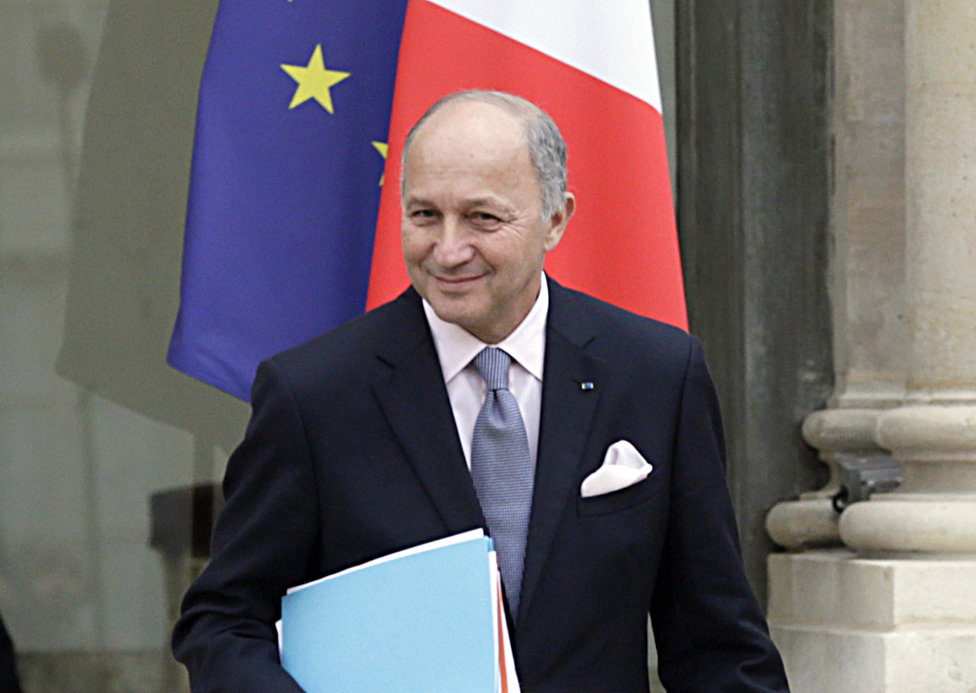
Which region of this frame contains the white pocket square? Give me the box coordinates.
[580,440,653,498]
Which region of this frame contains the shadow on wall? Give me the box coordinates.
[55,0,249,453]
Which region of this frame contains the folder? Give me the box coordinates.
[279,530,519,693]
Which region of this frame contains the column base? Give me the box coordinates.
[766,497,840,549]
[768,550,976,693]
[772,623,976,693]
[840,495,976,552]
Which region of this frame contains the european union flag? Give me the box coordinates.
[168,0,409,400]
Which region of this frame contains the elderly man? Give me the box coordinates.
[174,90,790,693]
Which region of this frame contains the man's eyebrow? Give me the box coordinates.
[461,196,522,216]
[402,194,434,207]
[465,196,506,207]
[403,194,514,211]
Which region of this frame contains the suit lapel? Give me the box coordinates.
[371,291,486,535]
[370,283,601,622]
[517,280,600,624]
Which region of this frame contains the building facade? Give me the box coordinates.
[1,1,973,691]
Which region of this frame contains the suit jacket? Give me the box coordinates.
[173,277,789,693]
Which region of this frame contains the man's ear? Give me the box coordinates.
[543,192,576,253]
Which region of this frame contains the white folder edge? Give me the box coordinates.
[492,556,520,693]
[488,551,501,693]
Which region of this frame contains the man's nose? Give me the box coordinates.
[432,216,474,267]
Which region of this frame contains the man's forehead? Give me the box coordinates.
[411,99,527,150]
[400,98,541,206]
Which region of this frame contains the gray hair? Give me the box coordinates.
[400,90,568,219]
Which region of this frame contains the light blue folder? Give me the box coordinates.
[281,533,498,693]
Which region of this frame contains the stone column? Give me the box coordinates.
[841,1,976,555]
[768,2,976,691]
[766,0,907,552]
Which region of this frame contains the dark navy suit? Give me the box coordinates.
[173,277,789,693]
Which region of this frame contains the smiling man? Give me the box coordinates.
[174,91,790,693]
[400,94,573,344]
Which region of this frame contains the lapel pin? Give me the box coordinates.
[580,382,594,391]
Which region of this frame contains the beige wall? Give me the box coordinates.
[1,0,213,688]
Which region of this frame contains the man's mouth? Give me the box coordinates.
[430,272,487,291]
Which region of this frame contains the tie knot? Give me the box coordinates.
[473,347,511,391]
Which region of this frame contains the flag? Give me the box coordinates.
[56,0,250,450]
[168,0,409,400]
[170,0,685,401]
[368,0,686,328]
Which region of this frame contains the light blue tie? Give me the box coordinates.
[470,347,535,615]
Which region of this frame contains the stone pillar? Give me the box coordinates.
[766,0,907,552]
[841,1,976,554]
[768,2,976,691]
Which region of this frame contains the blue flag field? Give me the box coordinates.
[168,0,408,400]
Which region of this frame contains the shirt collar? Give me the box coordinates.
[423,273,549,383]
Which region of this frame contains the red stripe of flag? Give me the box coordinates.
[367,0,686,330]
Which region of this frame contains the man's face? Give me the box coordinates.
[401,101,573,344]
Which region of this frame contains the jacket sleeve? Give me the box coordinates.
[649,337,790,693]
[172,359,320,693]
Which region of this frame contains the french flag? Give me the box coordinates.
[169,0,685,401]
[369,0,685,324]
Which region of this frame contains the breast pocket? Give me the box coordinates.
[576,473,664,517]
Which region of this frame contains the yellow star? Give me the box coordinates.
[280,45,350,113]
[372,141,388,186]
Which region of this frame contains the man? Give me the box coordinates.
[173,90,790,692]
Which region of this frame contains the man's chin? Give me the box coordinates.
[423,294,484,331]
[429,302,477,329]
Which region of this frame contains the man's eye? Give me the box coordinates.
[471,212,501,225]
[410,209,437,222]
